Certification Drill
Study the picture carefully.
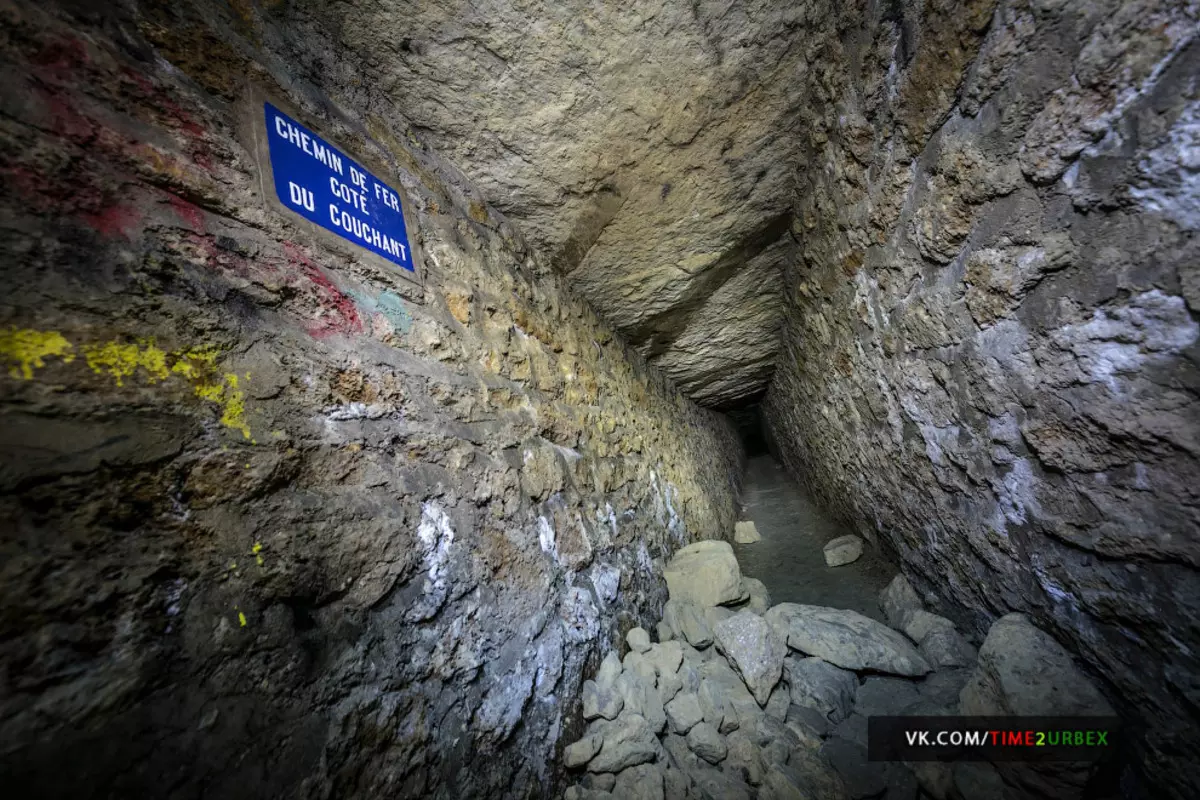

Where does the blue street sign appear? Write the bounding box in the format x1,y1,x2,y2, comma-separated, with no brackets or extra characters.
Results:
264,102,415,272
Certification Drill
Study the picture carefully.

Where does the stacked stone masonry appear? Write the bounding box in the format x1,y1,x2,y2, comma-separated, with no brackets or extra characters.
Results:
0,2,743,798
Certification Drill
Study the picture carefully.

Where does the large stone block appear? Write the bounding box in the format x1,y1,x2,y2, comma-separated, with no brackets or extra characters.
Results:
961,614,1113,716
767,604,932,676
783,656,858,723
663,541,744,608
822,535,863,567
712,610,786,705
961,614,1116,800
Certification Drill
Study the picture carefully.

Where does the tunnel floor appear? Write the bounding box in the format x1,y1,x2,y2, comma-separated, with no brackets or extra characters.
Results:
732,455,896,621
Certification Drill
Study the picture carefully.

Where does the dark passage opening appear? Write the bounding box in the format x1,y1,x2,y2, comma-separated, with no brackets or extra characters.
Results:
726,403,769,457
724,402,896,620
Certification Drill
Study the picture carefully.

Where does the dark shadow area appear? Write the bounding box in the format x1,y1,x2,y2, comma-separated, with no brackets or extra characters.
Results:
725,402,769,457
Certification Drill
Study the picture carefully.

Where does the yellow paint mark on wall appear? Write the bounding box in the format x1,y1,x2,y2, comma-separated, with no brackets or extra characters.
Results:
7,330,253,439
0,328,75,379
192,371,250,439
82,339,184,385
169,347,219,379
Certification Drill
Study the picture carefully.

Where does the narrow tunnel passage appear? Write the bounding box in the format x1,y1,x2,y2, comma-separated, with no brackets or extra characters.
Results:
727,406,896,620
0,1,1196,800
734,454,893,622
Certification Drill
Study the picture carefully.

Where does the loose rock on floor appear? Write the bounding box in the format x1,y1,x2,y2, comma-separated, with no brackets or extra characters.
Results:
562,540,1117,799
822,535,863,567
734,520,762,544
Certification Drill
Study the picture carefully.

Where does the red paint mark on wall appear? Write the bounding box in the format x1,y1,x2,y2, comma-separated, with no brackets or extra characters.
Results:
120,67,204,137
181,232,254,278
80,204,143,240
2,161,138,240
283,242,364,338
167,194,206,230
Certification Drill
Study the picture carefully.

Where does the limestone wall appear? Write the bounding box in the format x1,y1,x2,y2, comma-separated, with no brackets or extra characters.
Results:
0,1,743,797
762,1,1199,796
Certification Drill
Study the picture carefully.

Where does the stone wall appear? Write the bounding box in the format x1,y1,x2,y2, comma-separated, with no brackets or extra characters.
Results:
762,0,1199,796
0,1,743,797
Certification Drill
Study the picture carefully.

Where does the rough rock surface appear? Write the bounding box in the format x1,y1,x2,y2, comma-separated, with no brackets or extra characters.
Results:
291,1,815,408
821,738,888,800
663,540,744,608
0,3,744,798
704,605,737,630
954,762,1019,800
734,520,762,543
725,730,766,786
563,735,602,769
758,2,1200,794
645,640,684,679
735,577,773,616
698,660,757,735
962,613,1116,799
565,593,857,800
783,656,858,723
585,713,661,774
564,540,976,797
823,534,864,567
961,613,1114,718
583,679,624,721
612,763,665,800
616,669,667,734
3,0,1198,796
880,575,925,630
685,721,727,765
665,691,704,735
768,604,932,676
663,599,714,648
853,677,921,718
712,610,787,705
627,627,652,654
905,611,978,670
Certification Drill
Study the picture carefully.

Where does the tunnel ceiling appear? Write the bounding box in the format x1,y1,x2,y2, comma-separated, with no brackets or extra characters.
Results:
297,0,813,408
